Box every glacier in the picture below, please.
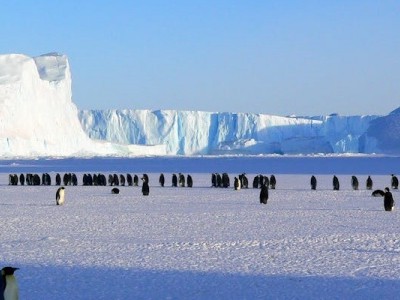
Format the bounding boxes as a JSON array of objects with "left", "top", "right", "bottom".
[
  {"left": 78, "top": 109, "right": 380, "bottom": 155},
  {"left": 0, "top": 53, "right": 399, "bottom": 158},
  {"left": 0, "top": 53, "right": 166, "bottom": 158}
]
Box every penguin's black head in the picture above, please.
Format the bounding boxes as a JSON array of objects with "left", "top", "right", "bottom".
[
  {"left": 385, "top": 187, "right": 390, "bottom": 192},
  {"left": 1, "top": 267, "right": 19, "bottom": 275}
]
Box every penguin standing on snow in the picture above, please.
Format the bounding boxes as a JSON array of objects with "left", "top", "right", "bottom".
[
  {"left": 56, "top": 187, "right": 65, "bottom": 205},
  {"left": 333, "top": 175, "right": 340, "bottom": 191},
  {"left": 366, "top": 176, "right": 373, "bottom": 190},
  {"left": 159, "top": 173, "right": 165, "bottom": 187},
  {"left": 310, "top": 175, "right": 317, "bottom": 190},
  {"left": 259, "top": 184, "right": 269, "bottom": 204},
  {"left": 234, "top": 177, "right": 241, "bottom": 191},
  {"left": 351, "top": 176, "right": 359, "bottom": 190},
  {"left": 391, "top": 174, "right": 399, "bottom": 189},
  {"left": 142, "top": 177, "right": 150, "bottom": 196},
  {"left": 1, "top": 266, "right": 19, "bottom": 300},
  {"left": 383, "top": 187, "right": 395, "bottom": 211}
]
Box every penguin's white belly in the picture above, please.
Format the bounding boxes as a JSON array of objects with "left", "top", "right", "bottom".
[
  {"left": 4, "top": 276, "right": 19, "bottom": 300},
  {"left": 57, "top": 190, "right": 65, "bottom": 205}
]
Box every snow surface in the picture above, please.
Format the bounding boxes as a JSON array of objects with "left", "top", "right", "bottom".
[{"left": 1, "top": 156, "right": 400, "bottom": 299}]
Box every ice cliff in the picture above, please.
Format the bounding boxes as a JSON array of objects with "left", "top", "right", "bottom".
[
  {"left": 78, "top": 109, "right": 380, "bottom": 155},
  {"left": 0, "top": 53, "right": 165, "bottom": 157},
  {"left": 0, "top": 53, "right": 398, "bottom": 158}
]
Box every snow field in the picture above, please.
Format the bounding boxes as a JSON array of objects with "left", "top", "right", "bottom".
[{"left": 1, "top": 172, "right": 399, "bottom": 299}]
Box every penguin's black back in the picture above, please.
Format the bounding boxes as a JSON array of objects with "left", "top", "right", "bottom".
[
  {"left": 0, "top": 274, "right": 5, "bottom": 299},
  {"left": 260, "top": 185, "right": 269, "bottom": 204},
  {"left": 142, "top": 181, "right": 150, "bottom": 196}
]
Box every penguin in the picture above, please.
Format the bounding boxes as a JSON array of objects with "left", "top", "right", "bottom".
[
  {"left": 133, "top": 175, "right": 139, "bottom": 186},
  {"left": 372, "top": 189, "right": 385, "bottom": 197},
  {"left": 259, "top": 184, "right": 269, "bottom": 204},
  {"left": 159, "top": 173, "right": 165, "bottom": 187},
  {"left": 19, "top": 174, "right": 25, "bottom": 186},
  {"left": 172, "top": 174, "right": 178, "bottom": 187},
  {"left": 269, "top": 175, "right": 276, "bottom": 189},
  {"left": 55, "top": 173, "right": 61, "bottom": 186},
  {"left": 178, "top": 173, "right": 185, "bottom": 187},
  {"left": 187, "top": 174, "right": 193, "bottom": 188},
  {"left": 216, "top": 173, "right": 222, "bottom": 188},
  {"left": 56, "top": 187, "right": 65, "bottom": 205},
  {"left": 383, "top": 187, "right": 395, "bottom": 211},
  {"left": 234, "top": 177, "right": 241, "bottom": 191},
  {"left": 333, "top": 175, "right": 340, "bottom": 190},
  {"left": 252, "top": 176, "right": 259, "bottom": 189},
  {"left": 239, "top": 173, "right": 248, "bottom": 189},
  {"left": 391, "top": 174, "right": 399, "bottom": 189},
  {"left": 127, "top": 174, "right": 133, "bottom": 186},
  {"left": 351, "top": 176, "right": 359, "bottom": 190},
  {"left": 1, "top": 266, "right": 19, "bottom": 300},
  {"left": 111, "top": 187, "right": 120, "bottom": 194},
  {"left": 63, "top": 173, "right": 71, "bottom": 186},
  {"left": 211, "top": 173, "right": 217, "bottom": 187},
  {"left": 141, "top": 177, "right": 150, "bottom": 196},
  {"left": 112, "top": 174, "right": 119, "bottom": 186},
  {"left": 108, "top": 174, "right": 114, "bottom": 186},
  {"left": 310, "top": 175, "right": 317, "bottom": 190},
  {"left": 119, "top": 174, "right": 126, "bottom": 186},
  {"left": 33, "top": 174, "right": 40, "bottom": 186},
  {"left": 222, "top": 173, "right": 230, "bottom": 188},
  {"left": 366, "top": 176, "right": 373, "bottom": 190}
]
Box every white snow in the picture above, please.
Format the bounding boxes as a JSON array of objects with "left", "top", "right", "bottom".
[{"left": 1, "top": 156, "right": 400, "bottom": 299}]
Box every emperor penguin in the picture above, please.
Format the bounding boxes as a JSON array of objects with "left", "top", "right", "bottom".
[
  {"left": 234, "top": 177, "right": 241, "bottom": 191},
  {"left": 333, "top": 175, "right": 340, "bottom": 191},
  {"left": 310, "top": 175, "right": 317, "bottom": 190},
  {"left": 1, "top": 266, "right": 19, "bottom": 300},
  {"left": 141, "top": 177, "right": 150, "bottom": 196},
  {"left": 384, "top": 187, "right": 395, "bottom": 211},
  {"left": 56, "top": 187, "right": 65, "bottom": 205},
  {"left": 260, "top": 184, "right": 269, "bottom": 204}
]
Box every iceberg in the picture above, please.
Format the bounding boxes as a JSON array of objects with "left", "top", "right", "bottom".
[{"left": 1, "top": 52, "right": 398, "bottom": 157}]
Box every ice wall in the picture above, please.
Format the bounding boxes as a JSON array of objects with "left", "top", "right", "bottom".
[
  {"left": 0, "top": 53, "right": 165, "bottom": 157},
  {"left": 79, "top": 109, "right": 379, "bottom": 155},
  {"left": 0, "top": 53, "right": 394, "bottom": 158}
]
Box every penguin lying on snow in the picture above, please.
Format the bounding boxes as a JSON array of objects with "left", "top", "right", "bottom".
[
  {"left": 111, "top": 188, "right": 120, "bottom": 194},
  {"left": 1, "top": 266, "right": 19, "bottom": 300},
  {"left": 56, "top": 187, "right": 65, "bottom": 205},
  {"left": 372, "top": 189, "right": 385, "bottom": 197}
]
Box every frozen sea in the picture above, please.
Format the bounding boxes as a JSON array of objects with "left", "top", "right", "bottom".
[{"left": 1, "top": 156, "right": 400, "bottom": 299}]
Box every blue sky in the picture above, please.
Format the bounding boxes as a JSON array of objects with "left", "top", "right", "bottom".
[{"left": 2, "top": 1, "right": 399, "bottom": 116}]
